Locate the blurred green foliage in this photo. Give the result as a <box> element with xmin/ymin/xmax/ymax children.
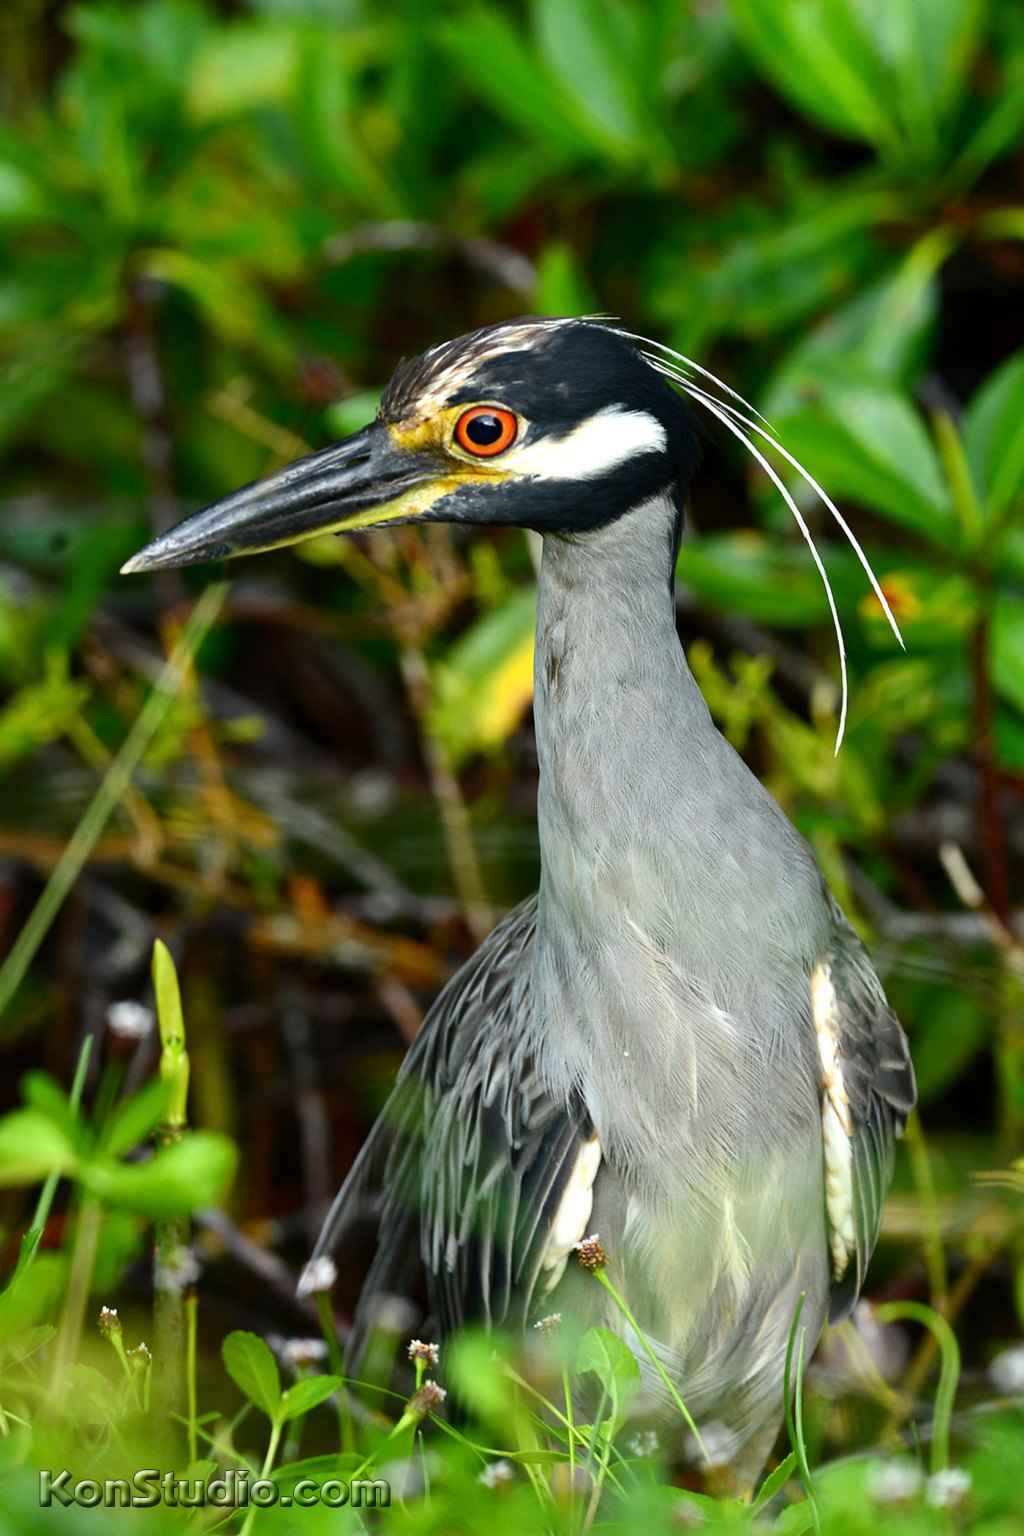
<box><xmin>0</xmin><ymin>0</ymin><xmax>1023</xmax><ymax>1527</ymax></box>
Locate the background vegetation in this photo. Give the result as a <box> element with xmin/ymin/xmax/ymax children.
<box><xmin>0</xmin><ymin>0</ymin><xmax>1022</xmax><ymax>1529</ymax></box>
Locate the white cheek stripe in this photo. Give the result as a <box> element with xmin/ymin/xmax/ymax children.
<box><xmin>813</xmin><ymin>962</ymin><xmax>856</xmax><ymax>1281</ymax></box>
<box><xmin>508</xmin><ymin>408</ymin><xmax>667</xmax><ymax>481</ymax></box>
<box><xmin>538</xmin><ymin>1134</ymin><xmax>602</xmax><ymax>1295</ymax></box>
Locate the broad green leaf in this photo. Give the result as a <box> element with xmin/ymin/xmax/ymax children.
<box><xmin>101</xmin><ymin>1077</ymin><xmax>172</xmax><ymax>1159</ymax></box>
<box><xmin>83</xmin><ymin>1131</ymin><xmax>237</xmax><ymax>1216</ymax></box>
<box><xmin>731</xmin><ymin>0</ymin><xmax>897</xmax><ymax>151</ymax></box>
<box><xmin>446</xmin><ymin>1329</ymin><xmax>519</xmax><ymax>1430</ymax></box>
<box><xmin>732</xmin><ymin>0</ymin><xmax>983</xmax><ymax>167</ymax></box>
<box><xmin>660</xmin><ymin>185</ymin><xmax>899</xmax><ymax>343</ymax></box>
<box><xmin>992</xmin><ymin>595</ymin><xmax>1024</xmax><ymax>718</ymax></box>
<box><xmin>429</xmin><ymin>586</ymin><xmax>537</xmax><ymax>766</ymax></box>
<box><xmin>575</xmin><ymin>1326</ymin><xmax>640</xmax><ymax>1427</ymax></box>
<box><xmin>679</xmin><ymin>534</ymin><xmax>869</xmax><ymax>629</ymax></box>
<box><xmin>0</xmin><ymin>1110</ymin><xmax>78</xmax><ymax>1186</ymax></box>
<box><xmin>21</xmin><ymin>1072</ymin><xmax>79</xmax><ymax>1141</ymax></box>
<box><xmin>187</xmin><ymin>23</ymin><xmax>298</xmax><ymax>121</ymax></box>
<box><xmin>962</xmin><ymin>349</ymin><xmax>1024</xmax><ymax>524</ymax></box>
<box><xmin>764</xmin><ymin>233</ymin><xmax>952</xmax><ymax>395</ymax></box>
<box><xmin>279</xmin><ymin>1374</ymin><xmax>344</xmax><ymax>1424</ymax></box>
<box><xmin>534</xmin><ymin>0</ymin><xmax>654</xmax><ymax>155</ymax></box>
<box><xmin>769</xmin><ymin>364</ymin><xmax>953</xmax><ymax>542</ymax></box>
<box><xmin>534</xmin><ymin>241</ymin><xmax>599</xmax><ymax>318</ymax></box>
<box><xmin>440</xmin><ymin>7</ymin><xmax>613</xmax><ymax>160</ymax></box>
<box><xmin>222</xmin><ymin>1330</ymin><xmax>282</xmax><ymax>1419</ymax></box>
<box><xmin>950</xmin><ymin>76</ymin><xmax>1024</xmax><ymax>191</ymax></box>
<box><xmin>909</xmin><ymin>980</ymin><xmax>990</xmax><ymax>1104</ymax></box>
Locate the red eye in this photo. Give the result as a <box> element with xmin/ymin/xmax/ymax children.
<box><xmin>454</xmin><ymin>406</ymin><xmax>518</xmax><ymax>457</ymax></box>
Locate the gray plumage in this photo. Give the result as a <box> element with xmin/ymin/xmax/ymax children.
<box><xmin>124</xmin><ymin>316</ymin><xmax>916</xmax><ymax>1485</ymax></box>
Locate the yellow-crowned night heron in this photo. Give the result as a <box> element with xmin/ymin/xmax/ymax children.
<box><xmin>125</xmin><ymin>318</ymin><xmax>915</xmax><ymax>1484</ymax></box>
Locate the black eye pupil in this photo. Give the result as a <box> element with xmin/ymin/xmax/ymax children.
<box><xmin>466</xmin><ymin>413</ymin><xmax>503</xmax><ymax>445</ymax></box>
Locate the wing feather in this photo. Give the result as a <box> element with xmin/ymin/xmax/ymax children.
<box><xmin>311</xmin><ymin>894</ymin><xmax>593</xmax><ymax>1358</ymax></box>
<box><xmin>816</xmin><ymin>899</ymin><xmax>916</xmax><ymax>1322</ymax></box>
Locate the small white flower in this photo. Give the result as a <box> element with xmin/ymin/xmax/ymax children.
<box><xmin>407</xmin><ymin>1339</ymin><xmax>440</xmax><ymax>1368</ymax></box>
<box><xmin>478</xmin><ymin>1459</ymin><xmax>515</xmax><ymax>1489</ymax></box>
<box><xmin>107</xmin><ymin>1001</ymin><xmax>154</xmax><ymax>1040</ymax></box>
<box><xmin>686</xmin><ymin>1420</ymin><xmax>737</xmax><ymax>1470</ymax></box>
<box><xmin>533</xmin><ymin>1313</ymin><xmax>562</xmax><ymax>1334</ymax></box>
<box><xmin>926</xmin><ymin>1468</ymin><xmax>971</xmax><ymax>1510</ymax></box>
<box><xmin>989</xmin><ymin>1343</ymin><xmax>1024</xmax><ymax>1396</ymax></box>
<box><xmin>409</xmin><ymin>1381</ymin><xmax>446</xmax><ymax>1414</ymax></box>
<box><xmin>282</xmin><ymin>1337</ymin><xmax>329</xmax><ymax>1368</ymax></box>
<box><xmin>865</xmin><ymin>1459</ymin><xmax>923</xmax><ymax>1505</ymax></box>
<box><xmin>297</xmin><ymin>1255</ymin><xmax>338</xmax><ymax>1296</ymax></box>
<box><xmin>627</xmin><ymin>1429</ymin><xmax>660</xmax><ymax>1458</ymax></box>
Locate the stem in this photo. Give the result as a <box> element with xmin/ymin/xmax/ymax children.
<box><xmin>903</xmin><ymin>1111</ymin><xmax>947</xmax><ymax>1310</ymax></box>
<box><xmin>783</xmin><ymin>1292</ymin><xmax>820</xmax><ymax>1535</ymax></box>
<box><xmin>8</xmin><ymin>1036</ymin><xmax>94</xmax><ymax>1293</ymax></box>
<box><xmin>591</xmin><ymin>1269</ymin><xmax>705</xmax><ymax>1457</ymax></box>
<box><xmin>313</xmin><ymin>1289</ymin><xmax>353</xmax><ymax>1454</ymax></box>
<box><xmin>969</xmin><ymin>614</ymin><xmax>1011</xmax><ymax>929</ymax></box>
<box><xmin>49</xmin><ymin>1195</ymin><xmax>103</xmax><ymax>1394</ymax></box>
<box><xmin>152</xmin><ymin>1198</ymin><xmax>189</xmax><ymax>1459</ymax></box>
<box><xmin>238</xmin><ymin>1420</ymin><xmax>282</xmax><ymax>1536</ymax></box>
<box><xmin>877</xmin><ymin>1301</ymin><xmax>960</xmax><ymax>1475</ymax></box>
<box><xmin>186</xmin><ymin>1288</ymin><xmax>198</xmax><ymax>1467</ymax></box>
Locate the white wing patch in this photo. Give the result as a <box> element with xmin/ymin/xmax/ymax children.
<box><xmin>813</xmin><ymin>963</ymin><xmax>856</xmax><ymax>1281</ymax></box>
<box><xmin>538</xmin><ymin>1134</ymin><xmax>602</xmax><ymax>1294</ymax></box>
<box><xmin>507</xmin><ymin>408</ymin><xmax>667</xmax><ymax>481</ymax></box>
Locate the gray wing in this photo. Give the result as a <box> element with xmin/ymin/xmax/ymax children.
<box><xmin>312</xmin><ymin>894</ymin><xmax>592</xmax><ymax>1354</ymax></box>
<box><xmin>817</xmin><ymin>899</ymin><xmax>916</xmax><ymax>1322</ymax></box>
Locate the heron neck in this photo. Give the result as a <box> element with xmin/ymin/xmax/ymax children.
<box><xmin>532</xmin><ymin>487</ymin><xmax>708</xmax><ymax>801</ymax></box>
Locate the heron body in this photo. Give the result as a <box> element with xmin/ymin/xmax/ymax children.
<box><xmin>126</xmin><ymin>317</ymin><xmax>915</xmax><ymax>1483</ymax></box>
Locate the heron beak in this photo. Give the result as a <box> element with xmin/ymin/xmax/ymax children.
<box><xmin>121</xmin><ymin>422</ymin><xmax>445</xmax><ymax>574</ymax></box>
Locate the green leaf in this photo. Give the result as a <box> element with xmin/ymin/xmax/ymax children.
<box><xmin>534</xmin><ymin>0</ymin><xmax>655</xmax><ymax>156</ymax></box>
<box><xmin>187</xmin><ymin>23</ymin><xmax>298</xmax><ymax>121</ymax></box>
<box><xmin>152</xmin><ymin>939</ymin><xmax>189</xmax><ymax>1129</ymax></box>
<box><xmin>278</xmin><ymin>1374</ymin><xmax>343</xmax><ymax>1424</ymax></box>
<box><xmin>908</xmin><ymin>979</ymin><xmax>990</xmax><ymax>1104</ymax></box>
<box><xmin>769</xmin><ymin>362</ymin><xmax>954</xmax><ymax>542</ymax></box>
<box><xmin>575</xmin><ymin>1326</ymin><xmax>640</xmax><ymax>1425</ymax></box>
<box><xmin>152</xmin><ymin>938</ymin><xmax>184</xmax><ymax>1052</ymax></box>
<box><xmin>731</xmin><ymin>0</ymin><xmax>983</xmax><ymax>167</ymax></box>
<box><xmin>222</xmin><ymin>1330</ymin><xmax>283</xmax><ymax>1420</ymax></box>
<box><xmin>0</xmin><ymin>1324</ymin><xmax>58</xmax><ymax>1369</ymax></box>
<box><xmin>751</xmin><ymin>1451</ymin><xmax>799</xmax><ymax>1512</ymax></box>
<box><xmin>83</xmin><ymin>1131</ymin><xmax>237</xmax><ymax>1216</ymax></box>
<box><xmin>101</xmin><ymin>1077</ymin><xmax>172</xmax><ymax>1159</ymax></box>
<box><xmin>440</xmin><ymin>6</ymin><xmax>610</xmax><ymax>160</ymax></box>
<box><xmin>21</xmin><ymin>1072</ymin><xmax>79</xmax><ymax>1141</ymax></box>
<box><xmin>992</xmin><ymin>595</ymin><xmax>1024</xmax><ymax>718</ymax></box>
<box><xmin>428</xmin><ymin>585</ymin><xmax>537</xmax><ymax>766</ymax></box>
<box><xmin>0</xmin><ymin>1110</ymin><xmax>78</xmax><ymax>1186</ymax></box>
<box><xmin>962</xmin><ymin>349</ymin><xmax>1024</xmax><ymax>524</ymax></box>
<box><xmin>679</xmin><ymin>533</ymin><xmax>867</xmax><ymax>629</ymax></box>
<box><xmin>446</xmin><ymin>1329</ymin><xmax>519</xmax><ymax>1431</ymax></box>
<box><xmin>731</xmin><ymin>0</ymin><xmax>898</xmax><ymax>151</ymax></box>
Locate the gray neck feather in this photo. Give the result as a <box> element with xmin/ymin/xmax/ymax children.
<box><xmin>528</xmin><ymin>491</ymin><xmax>824</xmax><ymax>1165</ymax></box>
